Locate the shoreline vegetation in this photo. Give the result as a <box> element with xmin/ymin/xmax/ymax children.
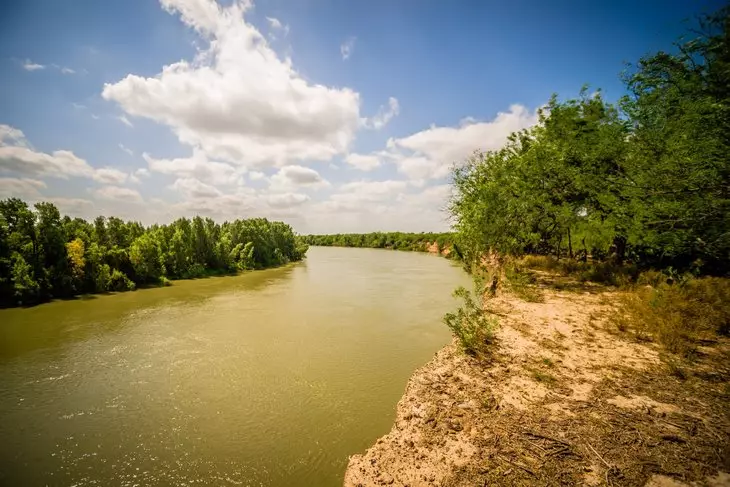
<box><xmin>0</xmin><ymin>199</ymin><xmax>308</xmax><ymax>308</ymax></box>
<box><xmin>347</xmin><ymin>6</ymin><xmax>729</xmax><ymax>486</ymax></box>
<box><xmin>302</xmin><ymin>232</ymin><xmax>457</xmax><ymax>257</ymax></box>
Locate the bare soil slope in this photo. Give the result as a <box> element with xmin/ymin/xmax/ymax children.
<box><xmin>345</xmin><ymin>277</ymin><xmax>730</xmax><ymax>486</ymax></box>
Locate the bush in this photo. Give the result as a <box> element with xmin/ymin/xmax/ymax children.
<box><xmin>504</xmin><ymin>265</ymin><xmax>543</xmax><ymax>302</ymax></box>
<box><xmin>109</xmin><ymin>269</ymin><xmax>136</xmax><ymax>292</ymax></box>
<box><xmin>444</xmin><ymin>285</ymin><xmax>498</xmax><ymax>356</ymax></box>
<box><xmin>518</xmin><ymin>254</ymin><xmax>637</xmax><ymax>287</ymax></box>
<box><xmin>615</xmin><ymin>275</ymin><xmax>730</xmax><ymax>356</ymax></box>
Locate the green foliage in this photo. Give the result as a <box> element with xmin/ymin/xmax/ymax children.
<box><xmin>450</xmin><ymin>6</ymin><xmax>730</xmax><ymax>276</ymax></box>
<box><xmin>11</xmin><ymin>252</ymin><xmax>39</xmax><ymax>303</ymax></box>
<box><xmin>109</xmin><ymin>269</ymin><xmax>136</xmax><ymax>292</ymax></box>
<box><xmin>443</xmin><ymin>284</ymin><xmax>497</xmax><ymax>356</ymax></box>
<box><xmin>0</xmin><ymin>198</ymin><xmax>307</xmax><ymax>306</ymax></box>
<box><xmin>302</xmin><ymin>232</ymin><xmax>457</xmax><ymax>255</ymax></box>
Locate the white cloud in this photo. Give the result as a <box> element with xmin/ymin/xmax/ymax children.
<box><xmin>171</xmin><ymin>177</ymin><xmax>222</xmax><ymax>198</ymax></box>
<box><xmin>119</xmin><ymin>143</ymin><xmax>134</xmax><ymax>156</ymax></box>
<box><xmin>370</xmin><ymin>104</ymin><xmax>539</xmax><ymax>180</ymax></box>
<box><xmin>171</xmin><ymin>188</ymin><xmax>261</xmax><ymax>220</ymax></box>
<box><xmin>49</xmin><ymin>197</ymin><xmax>95</xmax><ymax>217</ymax></box>
<box><xmin>117</xmin><ymin>115</ymin><xmax>134</xmax><ymax>128</ymax></box>
<box><xmin>143</xmin><ymin>150</ymin><xmax>241</xmax><ymax>185</ymax></box>
<box><xmin>341</xmin><ymin>36</ymin><xmax>356</xmax><ymax>60</ymax></box>
<box><xmin>72</xmin><ymin>102</ymin><xmax>87</xmax><ymax>110</ymax></box>
<box><xmin>268</xmin><ymin>192</ymin><xmax>309</xmax><ymax>208</ymax></box>
<box><xmin>248</xmin><ymin>170</ymin><xmax>265</xmax><ymax>180</ymax></box>
<box><xmin>0</xmin><ymin>125</ymin><xmax>31</xmax><ymax>148</ymax></box>
<box><xmin>0</xmin><ymin>177</ymin><xmax>47</xmax><ymax>199</ymax></box>
<box><xmin>91</xmin><ymin>114</ymin><xmax>100</xmax><ymax>120</ymax></box>
<box><xmin>337</xmin><ymin>179</ymin><xmax>408</xmax><ymax>201</ymax></box>
<box><xmin>270</xmin><ymin>165</ymin><xmax>328</xmax><ymax>190</ymax></box>
<box><xmin>22</xmin><ymin>59</ymin><xmax>45</xmax><ymax>71</ymax></box>
<box><xmin>363</xmin><ymin>97</ymin><xmax>400</xmax><ymax>130</ymax></box>
<box><xmin>344</xmin><ymin>153</ymin><xmax>380</xmax><ymax>171</ymax></box>
<box><xmin>266</xmin><ymin>16</ymin><xmax>289</xmax><ymax>37</ymax></box>
<box><xmin>61</xmin><ymin>67</ymin><xmax>76</xmax><ymax>74</ymax></box>
<box><xmin>0</xmin><ymin>124</ymin><xmax>140</xmax><ymax>190</ymax></box>
<box><xmin>129</xmin><ymin>167</ymin><xmax>150</xmax><ymax>184</ymax></box>
<box><xmin>0</xmin><ymin>126</ymin><xmax>95</xmax><ymax>179</ymax></box>
<box><xmin>102</xmin><ymin>0</ymin><xmax>361</xmax><ymax>169</ymax></box>
<box><xmin>94</xmin><ymin>185</ymin><xmax>143</xmax><ymax>203</ymax></box>
<box><xmin>93</xmin><ymin>167</ymin><xmax>129</xmax><ymax>185</ymax></box>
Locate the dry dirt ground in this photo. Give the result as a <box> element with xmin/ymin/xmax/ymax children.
<box><xmin>344</xmin><ymin>275</ymin><xmax>730</xmax><ymax>486</ymax></box>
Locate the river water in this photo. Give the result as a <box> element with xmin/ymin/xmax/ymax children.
<box><xmin>0</xmin><ymin>246</ymin><xmax>470</xmax><ymax>486</ymax></box>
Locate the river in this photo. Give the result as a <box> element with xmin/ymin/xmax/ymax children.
<box><xmin>0</xmin><ymin>246</ymin><xmax>470</xmax><ymax>486</ymax></box>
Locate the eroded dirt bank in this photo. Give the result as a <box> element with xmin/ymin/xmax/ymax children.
<box><xmin>345</xmin><ymin>280</ymin><xmax>730</xmax><ymax>486</ymax></box>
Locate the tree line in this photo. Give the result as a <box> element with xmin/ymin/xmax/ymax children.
<box><xmin>0</xmin><ymin>198</ymin><xmax>308</xmax><ymax>306</ymax></box>
<box><xmin>302</xmin><ymin>232</ymin><xmax>456</xmax><ymax>254</ymax></box>
<box><xmin>450</xmin><ymin>6</ymin><xmax>730</xmax><ymax>276</ymax></box>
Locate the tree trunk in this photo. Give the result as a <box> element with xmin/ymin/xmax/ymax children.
<box><xmin>612</xmin><ymin>235</ymin><xmax>627</xmax><ymax>265</ymax></box>
<box><xmin>568</xmin><ymin>228</ymin><xmax>573</xmax><ymax>259</ymax></box>
<box><xmin>556</xmin><ymin>234</ymin><xmax>562</xmax><ymax>260</ymax></box>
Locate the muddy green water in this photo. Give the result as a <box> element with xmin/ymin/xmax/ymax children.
<box><xmin>0</xmin><ymin>246</ymin><xmax>469</xmax><ymax>486</ymax></box>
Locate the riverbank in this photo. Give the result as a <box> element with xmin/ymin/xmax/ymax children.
<box><xmin>344</xmin><ymin>273</ymin><xmax>730</xmax><ymax>486</ymax></box>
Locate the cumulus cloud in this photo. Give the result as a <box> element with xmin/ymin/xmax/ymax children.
<box><xmin>22</xmin><ymin>59</ymin><xmax>45</xmax><ymax>71</ymax></box>
<box><xmin>0</xmin><ymin>125</ymin><xmax>31</xmax><ymax>148</ymax></box>
<box><xmin>268</xmin><ymin>192</ymin><xmax>309</xmax><ymax>208</ymax></box>
<box><xmin>248</xmin><ymin>170</ymin><xmax>266</xmax><ymax>181</ymax></box>
<box><xmin>341</xmin><ymin>37</ymin><xmax>356</xmax><ymax>60</ymax></box>
<box><xmin>0</xmin><ymin>125</ymin><xmax>95</xmax><ymax>179</ymax></box>
<box><xmin>102</xmin><ymin>0</ymin><xmax>361</xmax><ymax>168</ymax></box>
<box><xmin>270</xmin><ymin>165</ymin><xmax>329</xmax><ymax>190</ymax></box>
<box><xmin>143</xmin><ymin>150</ymin><xmax>241</xmax><ymax>185</ymax></box>
<box><xmin>0</xmin><ymin>125</ymin><xmax>137</xmax><ymax>186</ymax></box>
<box><xmin>344</xmin><ymin>153</ymin><xmax>381</xmax><ymax>171</ymax></box>
<box><xmin>353</xmin><ymin>104</ymin><xmax>539</xmax><ymax>180</ymax></box>
<box><xmin>0</xmin><ymin>177</ymin><xmax>46</xmax><ymax>199</ymax></box>
<box><xmin>94</xmin><ymin>185</ymin><xmax>143</xmax><ymax>203</ymax></box>
<box><xmin>93</xmin><ymin>167</ymin><xmax>129</xmax><ymax>185</ymax></box>
<box><xmin>304</xmin><ymin>181</ymin><xmax>452</xmax><ymax>233</ymax></box>
<box><xmin>171</xmin><ymin>177</ymin><xmax>222</xmax><ymax>198</ymax></box>
<box><xmin>49</xmin><ymin>197</ymin><xmax>95</xmax><ymax>217</ymax></box>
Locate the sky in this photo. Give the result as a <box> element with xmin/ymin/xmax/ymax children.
<box><xmin>0</xmin><ymin>0</ymin><xmax>723</xmax><ymax>234</ymax></box>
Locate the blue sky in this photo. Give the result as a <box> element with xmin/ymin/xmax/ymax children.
<box><xmin>0</xmin><ymin>0</ymin><xmax>722</xmax><ymax>233</ymax></box>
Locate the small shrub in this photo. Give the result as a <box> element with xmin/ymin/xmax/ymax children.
<box><xmin>159</xmin><ymin>276</ymin><xmax>172</xmax><ymax>287</ymax></box>
<box><xmin>614</xmin><ymin>275</ymin><xmax>730</xmax><ymax>356</ymax></box>
<box><xmin>109</xmin><ymin>269</ymin><xmax>136</xmax><ymax>292</ymax></box>
<box><xmin>444</xmin><ymin>285</ymin><xmax>498</xmax><ymax>356</ymax></box>
<box><xmin>504</xmin><ymin>265</ymin><xmax>544</xmax><ymax>302</ymax></box>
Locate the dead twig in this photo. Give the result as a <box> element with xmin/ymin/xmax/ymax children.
<box><xmin>524</xmin><ymin>430</ymin><xmax>573</xmax><ymax>448</ymax></box>
<box><xmin>497</xmin><ymin>455</ymin><xmax>536</xmax><ymax>476</ymax></box>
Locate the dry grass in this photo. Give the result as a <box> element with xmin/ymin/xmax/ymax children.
<box><xmin>504</xmin><ymin>265</ymin><xmax>544</xmax><ymax>302</ymax></box>
<box><xmin>613</xmin><ymin>277</ymin><xmax>730</xmax><ymax>358</ymax></box>
<box><xmin>519</xmin><ymin>254</ymin><xmax>637</xmax><ymax>287</ymax></box>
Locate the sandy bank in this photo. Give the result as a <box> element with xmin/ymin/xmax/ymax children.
<box><xmin>345</xmin><ymin>277</ymin><xmax>730</xmax><ymax>486</ymax></box>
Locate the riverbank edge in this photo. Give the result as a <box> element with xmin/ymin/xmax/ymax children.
<box><xmin>3</xmin><ymin>259</ymin><xmax>305</xmax><ymax>309</ymax></box>
<box><xmin>343</xmin><ymin>279</ymin><xmax>730</xmax><ymax>486</ymax></box>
